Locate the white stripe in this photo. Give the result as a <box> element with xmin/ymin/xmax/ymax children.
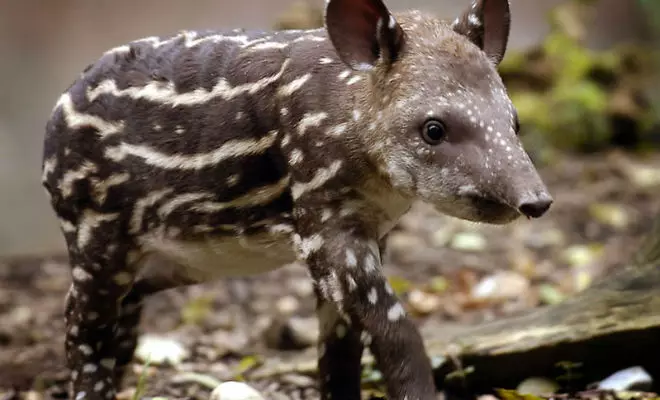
<box><xmin>56</xmin><ymin>93</ymin><xmax>125</xmax><ymax>137</ymax></box>
<box><xmin>59</xmin><ymin>161</ymin><xmax>98</xmax><ymax>198</ymax></box>
<box><xmin>297</xmin><ymin>112</ymin><xmax>328</xmax><ymax>135</ymax></box>
<box><xmin>157</xmin><ymin>192</ymin><xmax>212</xmax><ymax>218</ymax></box>
<box><xmin>77</xmin><ymin>210</ymin><xmax>120</xmax><ymax>248</ymax></box>
<box><xmin>87</xmin><ymin>59</ymin><xmax>291</xmax><ymax>106</ymax></box>
<box><xmin>278</xmin><ymin>73</ymin><xmax>312</xmax><ymax>97</ymax></box>
<box><xmin>104</xmin><ymin>130</ymin><xmax>278</xmax><ymax>170</ymax></box>
<box><xmin>191</xmin><ymin>175</ymin><xmax>291</xmax><ymax>212</ymax></box>
<box><xmin>130</xmin><ymin>189</ymin><xmax>173</xmax><ymax>234</ymax></box>
<box><xmin>291</xmin><ymin>160</ymin><xmax>343</xmax><ymax>200</ymax></box>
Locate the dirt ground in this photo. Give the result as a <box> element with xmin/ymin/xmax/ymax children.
<box><xmin>1</xmin><ymin>150</ymin><xmax>659</xmax><ymax>400</ymax></box>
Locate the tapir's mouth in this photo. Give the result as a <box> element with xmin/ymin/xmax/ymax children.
<box><xmin>464</xmin><ymin>194</ymin><xmax>521</xmax><ymax>225</ymax></box>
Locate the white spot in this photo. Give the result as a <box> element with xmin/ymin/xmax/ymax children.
<box><xmin>384</xmin><ymin>281</ymin><xmax>394</xmax><ymax>295</ymax></box>
<box><xmin>361</xmin><ymin>331</ymin><xmax>372</xmax><ymax>346</ymax></box>
<box><xmin>72</xmin><ymin>267</ymin><xmax>92</xmax><ymax>282</ymax></box>
<box><xmin>78</xmin><ymin>344</ymin><xmax>94</xmax><ymax>356</ymax></box>
<box><xmin>368</xmin><ymin>287</ymin><xmax>378</xmax><ymax>304</ymax></box>
<box><xmin>297</xmin><ymin>112</ymin><xmax>328</xmax><ymax>135</ymax></box>
<box><xmin>346</xmin><ymin>76</ymin><xmax>362</xmax><ymax>86</ymax></box>
<box><xmin>352</xmin><ymin>110</ymin><xmax>361</xmax><ymax>121</ymax></box>
<box><xmin>345</xmin><ymin>249</ymin><xmax>357</xmax><ymax>267</ymax></box>
<box><xmin>363</xmin><ymin>252</ymin><xmax>377</xmax><ymax>272</ymax></box>
<box><xmin>100</xmin><ymin>358</ymin><xmax>116</xmax><ymax>369</ymax></box>
<box><xmin>93</xmin><ymin>381</ymin><xmax>105</xmax><ymax>392</ymax></box>
<box><xmin>387</xmin><ymin>302</ymin><xmax>406</xmax><ymax>321</ymax></box>
<box><xmin>278</xmin><ymin>73</ymin><xmax>312</xmax><ymax>97</ymax></box>
<box><xmin>321</xmin><ymin>208</ymin><xmax>334</xmax><ymax>222</ymax></box>
<box><xmin>326</xmin><ymin>123</ymin><xmax>347</xmax><ymax>137</ymax></box>
<box><xmin>319</xmin><ymin>57</ymin><xmax>333</xmax><ymax>64</ymax></box>
<box><xmin>299</xmin><ymin>234</ymin><xmax>324</xmax><ymax>258</ymax></box>
<box><xmin>82</xmin><ymin>363</ymin><xmax>97</xmax><ymax>373</ymax></box>
<box><xmin>289</xmin><ymin>148</ymin><xmax>304</xmax><ymax>165</ymax></box>
<box><xmin>338</xmin><ymin>70</ymin><xmax>351</xmax><ymax>80</ymax></box>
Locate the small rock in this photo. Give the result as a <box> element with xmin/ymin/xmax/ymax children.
<box><xmin>275</xmin><ymin>295</ymin><xmax>300</xmax><ymax>316</ymax></box>
<box><xmin>263</xmin><ymin>316</ymin><xmax>318</xmax><ymax>350</ymax></box>
<box><xmin>471</xmin><ymin>271</ymin><xmax>530</xmax><ymax>302</ymax></box>
<box><xmin>597</xmin><ymin>366</ymin><xmax>653</xmax><ymax>391</ymax></box>
<box><xmin>516</xmin><ymin>376</ymin><xmax>559</xmax><ymax>395</ymax></box>
<box><xmin>24</xmin><ymin>391</ymin><xmax>44</xmax><ymax>400</ymax></box>
<box><xmin>210</xmin><ymin>381</ymin><xmax>265</xmax><ymax>400</ymax></box>
<box><xmin>449</xmin><ymin>232</ymin><xmax>487</xmax><ymax>252</ymax></box>
<box><xmin>290</xmin><ymin>278</ymin><xmax>314</xmax><ymax>298</ymax></box>
<box><xmin>135</xmin><ymin>334</ymin><xmax>189</xmax><ymax>366</ymax></box>
<box><xmin>407</xmin><ymin>289</ymin><xmax>442</xmax><ymax>315</ymax></box>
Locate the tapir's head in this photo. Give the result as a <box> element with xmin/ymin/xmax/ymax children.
<box><xmin>324</xmin><ymin>0</ymin><xmax>552</xmax><ymax>224</ymax></box>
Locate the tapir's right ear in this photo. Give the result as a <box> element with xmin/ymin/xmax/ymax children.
<box><xmin>325</xmin><ymin>0</ymin><xmax>405</xmax><ymax>71</ymax></box>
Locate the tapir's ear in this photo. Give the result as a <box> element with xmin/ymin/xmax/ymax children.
<box><xmin>325</xmin><ymin>0</ymin><xmax>405</xmax><ymax>71</ymax></box>
<box><xmin>451</xmin><ymin>0</ymin><xmax>511</xmax><ymax>65</ymax></box>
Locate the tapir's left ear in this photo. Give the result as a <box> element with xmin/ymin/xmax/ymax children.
<box><xmin>325</xmin><ymin>0</ymin><xmax>406</xmax><ymax>71</ymax></box>
<box><xmin>451</xmin><ymin>0</ymin><xmax>511</xmax><ymax>65</ymax></box>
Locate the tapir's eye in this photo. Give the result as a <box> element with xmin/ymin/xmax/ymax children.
<box><xmin>421</xmin><ymin>119</ymin><xmax>447</xmax><ymax>145</ymax></box>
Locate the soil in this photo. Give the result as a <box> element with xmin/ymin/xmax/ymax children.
<box><xmin>1</xmin><ymin>150</ymin><xmax>659</xmax><ymax>400</ymax></box>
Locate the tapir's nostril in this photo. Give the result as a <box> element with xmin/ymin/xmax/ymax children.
<box><xmin>518</xmin><ymin>195</ymin><xmax>553</xmax><ymax>219</ymax></box>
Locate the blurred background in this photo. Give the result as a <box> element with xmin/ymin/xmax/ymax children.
<box><xmin>0</xmin><ymin>0</ymin><xmax>657</xmax><ymax>257</ymax></box>
<box><xmin>1</xmin><ymin>1</ymin><xmax>660</xmax><ymax>398</ymax></box>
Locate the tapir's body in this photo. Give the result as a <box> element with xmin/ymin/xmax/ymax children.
<box><xmin>42</xmin><ymin>1</ymin><xmax>553</xmax><ymax>400</ymax></box>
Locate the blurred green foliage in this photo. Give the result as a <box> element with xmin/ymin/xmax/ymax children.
<box><xmin>274</xmin><ymin>1</ymin><xmax>660</xmax><ymax>162</ymax></box>
<box><xmin>500</xmin><ymin>0</ymin><xmax>660</xmax><ymax>162</ymax></box>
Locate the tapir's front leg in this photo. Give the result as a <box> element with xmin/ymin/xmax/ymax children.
<box><xmin>293</xmin><ymin>204</ymin><xmax>436</xmax><ymax>400</ymax></box>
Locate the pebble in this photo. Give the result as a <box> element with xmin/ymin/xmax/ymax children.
<box><xmin>449</xmin><ymin>232</ymin><xmax>487</xmax><ymax>252</ymax></box>
<box><xmin>516</xmin><ymin>376</ymin><xmax>559</xmax><ymax>395</ymax></box>
<box><xmin>407</xmin><ymin>289</ymin><xmax>442</xmax><ymax>315</ymax></box>
<box><xmin>210</xmin><ymin>381</ymin><xmax>265</xmax><ymax>400</ymax></box>
<box><xmin>597</xmin><ymin>366</ymin><xmax>653</xmax><ymax>391</ymax></box>
<box><xmin>275</xmin><ymin>295</ymin><xmax>300</xmax><ymax>316</ymax></box>
<box><xmin>471</xmin><ymin>271</ymin><xmax>530</xmax><ymax>301</ymax></box>
<box><xmin>135</xmin><ymin>334</ymin><xmax>189</xmax><ymax>366</ymax></box>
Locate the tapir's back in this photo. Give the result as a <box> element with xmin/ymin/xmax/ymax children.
<box><xmin>42</xmin><ymin>28</ymin><xmax>334</xmax><ymax>237</ymax></box>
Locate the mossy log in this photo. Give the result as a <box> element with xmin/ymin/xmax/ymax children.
<box><xmin>432</xmin><ymin>214</ymin><xmax>660</xmax><ymax>394</ymax></box>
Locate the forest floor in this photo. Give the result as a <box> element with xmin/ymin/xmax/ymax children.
<box><xmin>1</xmin><ymin>150</ymin><xmax>660</xmax><ymax>400</ymax></box>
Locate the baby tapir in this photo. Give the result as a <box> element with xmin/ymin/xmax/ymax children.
<box><xmin>41</xmin><ymin>0</ymin><xmax>552</xmax><ymax>399</ymax></box>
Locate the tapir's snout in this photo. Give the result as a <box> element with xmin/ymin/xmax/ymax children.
<box><xmin>516</xmin><ymin>191</ymin><xmax>553</xmax><ymax>219</ymax></box>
